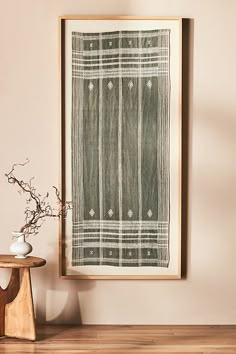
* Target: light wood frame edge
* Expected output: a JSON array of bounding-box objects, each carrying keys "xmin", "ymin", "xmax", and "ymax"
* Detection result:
[
  {"xmin": 59, "ymin": 17, "xmax": 62, "ymax": 278},
  {"xmin": 58, "ymin": 16, "xmax": 182, "ymax": 280}
]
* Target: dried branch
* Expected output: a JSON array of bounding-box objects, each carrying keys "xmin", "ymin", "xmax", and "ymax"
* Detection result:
[{"xmin": 5, "ymin": 159, "xmax": 72, "ymax": 237}]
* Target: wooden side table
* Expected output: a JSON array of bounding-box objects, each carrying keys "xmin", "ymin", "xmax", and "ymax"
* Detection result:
[{"xmin": 0, "ymin": 255, "xmax": 46, "ymax": 341}]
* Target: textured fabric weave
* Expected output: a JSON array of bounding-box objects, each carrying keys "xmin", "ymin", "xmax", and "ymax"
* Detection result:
[{"xmin": 71, "ymin": 30, "xmax": 170, "ymax": 267}]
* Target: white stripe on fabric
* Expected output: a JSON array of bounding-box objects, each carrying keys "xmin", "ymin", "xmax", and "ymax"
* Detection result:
[
  {"xmin": 72, "ymin": 73, "xmax": 167, "ymax": 79},
  {"xmin": 73, "ymin": 220, "xmax": 168, "ymax": 224},
  {"xmin": 73, "ymin": 243, "xmax": 168, "ymax": 249},
  {"xmin": 72, "ymin": 55, "xmax": 168, "ymax": 62},
  {"xmin": 72, "ymin": 32, "xmax": 169, "ymax": 40},
  {"xmin": 98, "ymin": 33, "xmax": 103, "ymax": 265},
  {"xmin": 73, "ymin": 231, "xmax": 168, "ymax": 234},
  {"xmin": 72, "ymin": 70, "xmax": 166, "ymax": 75},
  {"xmin": 138, "ymin": 32, "xmax": 142, "ymax": 266},
  {"xmin": 73, "ymin": 223, "xmax": 168, "ymax": 227},
  {"xmin": 78, "ymin": 66, "xmax": 84, "ymax": 262},
  {"xmin": 73, "ymin": 258, "xmax": 169, "ymax": 265},
  {"xmin": 73, "ymin": 228, "xmax": 168, "ymax": 232},
  {"xmin": 73, "ymin": 232, "xmax": 168, "ymax": 236},
  {"xmin": 72, "ymin": 47, "xmax": 169, "ymax": 56},
  {"xmin": 73, "ymin": 67, "xmax": 162, "ymax": 73},
  {"xmin": 72, "ymin": 60, "xmax": 168, "ymax": 67}
]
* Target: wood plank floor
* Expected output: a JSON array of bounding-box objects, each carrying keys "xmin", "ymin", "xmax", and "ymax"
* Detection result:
[{"xmin": 0, "ymin": 325, "xmax": 236, "ymax": 353}]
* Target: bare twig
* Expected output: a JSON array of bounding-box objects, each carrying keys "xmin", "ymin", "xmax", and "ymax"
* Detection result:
[{"xmin": 5, "ymin": 160, "xmax": 72, "ymax": 237}]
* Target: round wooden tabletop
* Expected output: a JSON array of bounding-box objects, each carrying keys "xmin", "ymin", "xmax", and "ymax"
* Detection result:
[{"xmin": 0, "ymin": 255, "xmax": 46, "ymax": 268}]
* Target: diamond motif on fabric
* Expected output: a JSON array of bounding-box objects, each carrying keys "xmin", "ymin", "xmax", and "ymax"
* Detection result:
[
  {"xmin": 90, "ymin": 250, "xmax": 94, "ymax": 255},
  {"xmin": 147, "ymin": 40, "xmax": 152, "ymax": 46},
  {"xmin": 108, "ymin": 209, "xmax": 114, "ymax": 217},
  {"xmin": 88, "ymin": 82, "xmax": 94, "ymax": 91},
  {"xmin": 147, "ymin": 209, "xmax": 153, "ymax": 217},
  {"xmin": 147, "ymin": 80, "xmax": 152, "ymax": 89},
  {"xmin": 128, "ymin": 40, "xmax": 132, "ymax": 46},
  {"xmin": 128, "ymin": 209, "xmax": 133, "ymax": 218},
  {"xmin": 107, "ymin": 81, "xmax": 113, "ymax": 90},
  {"xmin": 128, "ymin": 81, "xmax": 134, "ymax": 90},
  {"xmin": 89, "ymin": 209, "xmax": 95, "ymax": 217}
]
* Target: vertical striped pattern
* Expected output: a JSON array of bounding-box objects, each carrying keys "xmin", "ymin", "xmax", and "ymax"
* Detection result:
[
  {"xmin": 99, "ymin": 33, "xmax": 103, "ymax": 264},
  {"xmin": 156, "ymin": 33, "xmax": 170, "ymax": 222},
  {"xmin": 71, "ymin": 29, "xmax": 170, "ymax": 267},
  {"xmin": 137, "ymin": 32, "xmax": 142, "ymax": 266},
  {"xmin": 71, "ymin": 35, "xmax": 84, "ymax": 264},
  {"xmin": 78, "ymin": 75, "xmax": 84, "ymax": 262}
]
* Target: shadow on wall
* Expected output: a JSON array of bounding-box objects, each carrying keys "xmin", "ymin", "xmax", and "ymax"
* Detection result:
[
  {"xmin": 33, "ymin": 241, "xmax": 96, "ymax": 325},
  {"xmin": 181, "ymin": 18, "xmax": 194, "ymax": 278}
]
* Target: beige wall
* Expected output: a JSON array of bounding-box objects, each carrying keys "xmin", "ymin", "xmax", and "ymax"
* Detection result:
[{"xmin": 1, "ymin": 0, "xmax": 236, "ymax": 324}]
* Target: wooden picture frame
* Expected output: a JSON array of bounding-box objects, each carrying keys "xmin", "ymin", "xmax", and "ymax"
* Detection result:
[{"xmin": 59, "ymin": 16, "xmax": 182, "ymax": 279}]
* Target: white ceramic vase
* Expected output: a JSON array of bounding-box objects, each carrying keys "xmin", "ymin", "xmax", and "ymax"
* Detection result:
[{"xmin": 9, "ymin": 232, "xmax": 33, "ymax": 258}]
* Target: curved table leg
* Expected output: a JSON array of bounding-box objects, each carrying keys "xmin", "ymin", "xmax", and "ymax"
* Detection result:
[
  {"xmin": 5, "ymin": 268, "xmax": 36, "ymax": 340},
  {"xmin": 0, "ymin": 268, "xmax": 20, "ymax": 336}
]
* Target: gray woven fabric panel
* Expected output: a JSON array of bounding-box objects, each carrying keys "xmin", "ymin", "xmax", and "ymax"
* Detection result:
[{"xmin": 71, "ymin": 30, "xmax": 170, "ymax": 267}]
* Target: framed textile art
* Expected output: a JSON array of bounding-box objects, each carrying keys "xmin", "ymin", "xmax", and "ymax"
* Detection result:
[{"xmin": 59, "ymin": 16, "xmax": 182, "ymax": 279}]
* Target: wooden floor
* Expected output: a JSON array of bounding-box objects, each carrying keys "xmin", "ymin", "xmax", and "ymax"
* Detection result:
[{"xmin": 0, "ymin": 325, "xmax": 236, "ymax": 353}]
